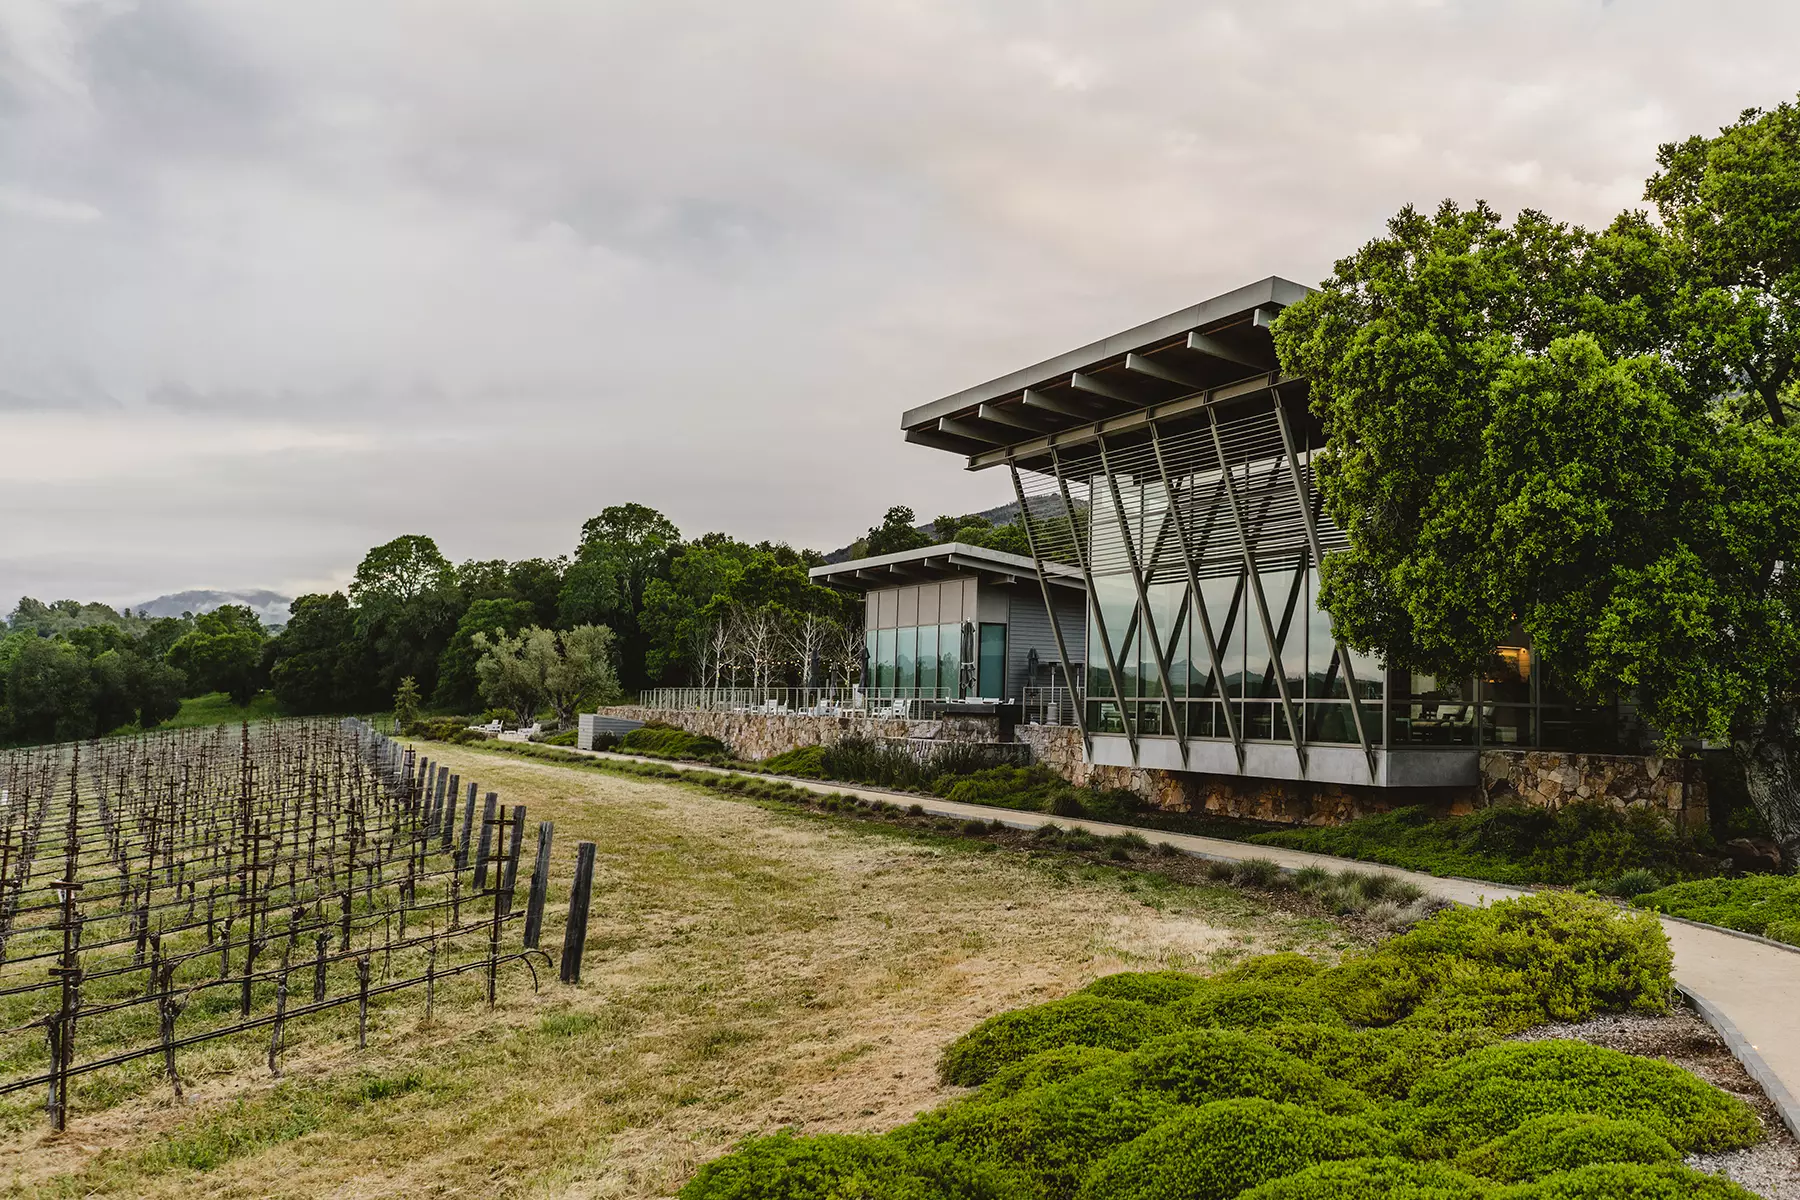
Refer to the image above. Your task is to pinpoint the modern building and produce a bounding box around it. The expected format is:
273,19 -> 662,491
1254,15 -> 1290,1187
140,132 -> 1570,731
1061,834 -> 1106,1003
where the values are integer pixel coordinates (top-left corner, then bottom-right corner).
898,277 -> 1633,790
809,541 -> 1086,721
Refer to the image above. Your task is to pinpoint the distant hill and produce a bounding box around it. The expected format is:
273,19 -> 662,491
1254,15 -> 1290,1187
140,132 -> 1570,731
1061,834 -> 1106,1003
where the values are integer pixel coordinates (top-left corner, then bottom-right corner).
821,495 -> 1074,564
133,589 -> 293,628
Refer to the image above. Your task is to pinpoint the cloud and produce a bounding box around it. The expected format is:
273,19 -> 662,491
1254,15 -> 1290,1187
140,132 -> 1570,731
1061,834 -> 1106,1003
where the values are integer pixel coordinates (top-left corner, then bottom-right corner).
2,0 -> 1799,605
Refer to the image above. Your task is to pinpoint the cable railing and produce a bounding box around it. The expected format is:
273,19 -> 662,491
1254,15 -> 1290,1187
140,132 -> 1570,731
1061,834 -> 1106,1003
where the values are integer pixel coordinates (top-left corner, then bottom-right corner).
633,684 -> 1085,728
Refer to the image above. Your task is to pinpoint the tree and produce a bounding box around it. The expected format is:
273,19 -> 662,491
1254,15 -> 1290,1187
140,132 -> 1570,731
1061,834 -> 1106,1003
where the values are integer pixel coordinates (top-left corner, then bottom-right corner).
268,593 -> 369,715
4,638 -> 97,742
543,625 -> 622,727
471,628 -> 547,722
1274,98 -> 1800,867
435,597 -> 535,710
350,535 -> 455,608
166,605 -> 269,706
471,624 -> 621,726
931,513 -> 1032,557
393,676 -> 422,730
560,504 -> 680,692
863,505 -> 932,557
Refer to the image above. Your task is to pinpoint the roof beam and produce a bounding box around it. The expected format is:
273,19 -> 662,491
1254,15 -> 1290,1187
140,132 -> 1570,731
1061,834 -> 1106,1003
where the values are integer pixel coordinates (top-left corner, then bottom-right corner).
1022,387 -> 1102,419
978,401 -> 1061,433
1070,371 -> 1146,407
1125,352 -> 1208,391
905,427 -> 987,455
1186,331 -> 1264,369
937,415 -> 1013,445
968,374 -> 1291,470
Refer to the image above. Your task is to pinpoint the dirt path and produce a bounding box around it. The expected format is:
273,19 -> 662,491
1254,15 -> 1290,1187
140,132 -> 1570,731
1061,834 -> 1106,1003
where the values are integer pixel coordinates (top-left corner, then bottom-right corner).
2,744 -> 1336,1199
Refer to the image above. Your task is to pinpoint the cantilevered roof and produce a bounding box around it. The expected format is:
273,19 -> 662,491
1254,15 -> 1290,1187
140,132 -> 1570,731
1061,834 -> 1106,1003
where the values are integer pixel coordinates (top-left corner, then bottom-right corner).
809,541 -> 1084,593
901,276 -> 1314,471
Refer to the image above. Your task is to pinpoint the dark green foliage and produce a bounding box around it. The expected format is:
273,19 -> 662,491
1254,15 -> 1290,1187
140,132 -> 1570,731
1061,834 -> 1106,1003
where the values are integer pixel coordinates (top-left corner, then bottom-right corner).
1076,1099 -> 1394,1200
1080,970 -> 1210,1006
620,724 -> 728,760
939,766 -> 1141,822
937,995 -> 1179,1086
1236,1158 -> 1498,1199
1635,874 -> 1800,945
1511,1162 -> 1758,1198
1451,1114 -> 1680,1182
761,745 -> 828,777
434,597 -> 536,710
1117,1029 -> 1368,1116
166,605 -> 269,706
676,1131 -> 1022,1199
1398,1040 -> 1763,1156
1259,1024 -> 1501,1101
1218,953 -> 1325,986
1173,982 -> 1347,1031
268,593 -> 372,714
861,505 -> 933,557
1250,802 -> 1686,886
979,1046 -> 1124,1100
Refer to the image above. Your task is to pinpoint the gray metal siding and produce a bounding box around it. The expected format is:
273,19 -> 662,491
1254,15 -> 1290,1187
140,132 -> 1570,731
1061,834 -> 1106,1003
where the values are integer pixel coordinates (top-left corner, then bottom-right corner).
1006,587 -> 1088,700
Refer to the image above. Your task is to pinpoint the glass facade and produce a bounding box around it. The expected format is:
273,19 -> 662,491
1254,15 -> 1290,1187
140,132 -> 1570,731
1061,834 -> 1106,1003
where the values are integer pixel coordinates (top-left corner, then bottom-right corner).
863,578 -> 977,698
1391,642 -> 1642,752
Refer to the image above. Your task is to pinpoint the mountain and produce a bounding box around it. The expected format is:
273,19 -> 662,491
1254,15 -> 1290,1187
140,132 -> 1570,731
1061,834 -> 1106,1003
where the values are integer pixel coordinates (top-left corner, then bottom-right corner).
820,495 -> 1075,564
132,589 -> 293,628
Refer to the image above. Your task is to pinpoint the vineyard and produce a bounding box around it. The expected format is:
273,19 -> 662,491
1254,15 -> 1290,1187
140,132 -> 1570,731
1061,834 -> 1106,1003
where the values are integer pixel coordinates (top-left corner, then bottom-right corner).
0,720 -> 595,1132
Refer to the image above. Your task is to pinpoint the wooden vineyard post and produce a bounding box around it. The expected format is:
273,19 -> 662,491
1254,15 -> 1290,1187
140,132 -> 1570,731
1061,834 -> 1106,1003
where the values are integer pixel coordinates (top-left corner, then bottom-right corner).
47,879 -> 83,1132
356,955 -> 371,1049
457,783 -> 478,864
269,971 -> 289,1077
313,932 -> 328,1002
424,938 -> 437,1023
559,842 -> 596,985
499,805 -> 526,918
523,821 -> 554,949
158,961 -> 185,1101
474,792 -> 498,889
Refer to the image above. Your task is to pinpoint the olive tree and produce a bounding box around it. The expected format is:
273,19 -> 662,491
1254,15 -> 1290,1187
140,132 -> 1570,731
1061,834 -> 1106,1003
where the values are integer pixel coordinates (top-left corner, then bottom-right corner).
1274,97 -> 1800,867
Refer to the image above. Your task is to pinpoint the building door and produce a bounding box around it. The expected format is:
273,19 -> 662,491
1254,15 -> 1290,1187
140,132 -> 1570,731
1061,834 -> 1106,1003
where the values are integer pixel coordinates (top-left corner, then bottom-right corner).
977,623 -> 1007,700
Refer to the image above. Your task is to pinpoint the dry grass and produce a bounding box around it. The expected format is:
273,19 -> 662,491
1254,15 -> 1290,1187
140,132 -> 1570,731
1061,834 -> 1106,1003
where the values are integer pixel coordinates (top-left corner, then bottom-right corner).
0,741 -> 1345,1199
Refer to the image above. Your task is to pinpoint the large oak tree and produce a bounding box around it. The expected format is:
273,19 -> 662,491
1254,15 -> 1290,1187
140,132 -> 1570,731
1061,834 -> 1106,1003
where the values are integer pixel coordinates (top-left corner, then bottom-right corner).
1275,98 -> 1800,867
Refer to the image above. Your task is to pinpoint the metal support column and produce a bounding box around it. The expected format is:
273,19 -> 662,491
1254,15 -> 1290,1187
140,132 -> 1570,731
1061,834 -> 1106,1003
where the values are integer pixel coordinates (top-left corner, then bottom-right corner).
1271,395 -> 1378,781
1149,425 -> 1245,768
1206,408 -> 1307,774
1050,446 -> 1137,760
1009,459 -> 1090,751
1096,435 -> 1189,765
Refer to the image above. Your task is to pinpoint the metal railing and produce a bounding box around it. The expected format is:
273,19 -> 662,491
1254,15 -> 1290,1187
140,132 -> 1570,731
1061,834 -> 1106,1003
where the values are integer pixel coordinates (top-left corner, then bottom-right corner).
633,686 -> 1083,727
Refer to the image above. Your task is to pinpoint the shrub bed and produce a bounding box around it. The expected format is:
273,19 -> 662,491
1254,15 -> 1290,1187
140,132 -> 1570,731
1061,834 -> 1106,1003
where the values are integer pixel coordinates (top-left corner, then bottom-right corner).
1634,873 -> 1800,947
619,723 -> 728,760
1247,801 -> 1690,887
681,894 -> 1766,1200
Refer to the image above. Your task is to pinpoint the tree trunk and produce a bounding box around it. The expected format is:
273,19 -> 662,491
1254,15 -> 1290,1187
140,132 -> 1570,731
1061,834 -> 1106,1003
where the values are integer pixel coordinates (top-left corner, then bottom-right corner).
1734,702 -> 1800,872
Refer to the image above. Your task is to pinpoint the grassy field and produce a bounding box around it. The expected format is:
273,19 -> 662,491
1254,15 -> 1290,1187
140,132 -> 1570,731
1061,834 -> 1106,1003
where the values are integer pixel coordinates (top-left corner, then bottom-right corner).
1,742 -> 1344,1199
156,691 -> 284,729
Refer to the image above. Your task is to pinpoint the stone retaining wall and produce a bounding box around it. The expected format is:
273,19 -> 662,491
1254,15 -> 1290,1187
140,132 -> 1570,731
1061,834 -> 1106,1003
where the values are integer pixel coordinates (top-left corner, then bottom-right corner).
599,708 -> 1705,828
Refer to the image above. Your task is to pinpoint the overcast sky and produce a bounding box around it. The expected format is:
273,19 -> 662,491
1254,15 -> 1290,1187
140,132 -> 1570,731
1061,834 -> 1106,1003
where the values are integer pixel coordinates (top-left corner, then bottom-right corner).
4,0 -> 1798,609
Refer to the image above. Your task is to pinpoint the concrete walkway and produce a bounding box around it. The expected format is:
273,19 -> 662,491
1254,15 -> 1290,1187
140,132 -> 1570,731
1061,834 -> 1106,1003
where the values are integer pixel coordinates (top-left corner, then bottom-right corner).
557,745 -> 1800,1138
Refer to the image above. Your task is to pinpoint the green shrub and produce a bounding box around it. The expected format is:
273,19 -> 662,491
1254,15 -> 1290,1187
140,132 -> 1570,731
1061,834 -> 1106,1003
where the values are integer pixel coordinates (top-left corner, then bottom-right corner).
1259,1024 -> 1501,1100
1217,953 -> 1324,986
1398,1040 -> 1763,1156
1634,873 -> 1800,939
762,745 -> 828,777
1603,867 -> 1662,899
1114,1028 -> 1367,1115
938,995 -> 1179,1086
1451,1114 -> 1679,1181
1766,918 -> 1800,947
980,1045 -> 1125,1100
1312,892 -> 1673,1035
1250,801 -> 1685,886
1076,1099 -> 1395,1200
1236,1157 -> 1498,1199
1232,858 -> 1286,888
1081,970 -> 1210,1007
621,724 -> 728,760
676,1131 -> 1022,1199
1174,982 -> 1347,1031
1511,1162 -> 1758,1199
535,728 -> 577,746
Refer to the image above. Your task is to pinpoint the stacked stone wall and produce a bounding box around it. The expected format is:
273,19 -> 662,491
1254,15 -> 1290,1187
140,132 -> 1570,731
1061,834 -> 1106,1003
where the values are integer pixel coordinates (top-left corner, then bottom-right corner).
599,708 -> 1704,829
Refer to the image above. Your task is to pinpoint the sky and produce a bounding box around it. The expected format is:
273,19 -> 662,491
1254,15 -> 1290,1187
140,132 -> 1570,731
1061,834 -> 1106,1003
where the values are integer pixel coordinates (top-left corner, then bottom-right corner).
4,0 -> 1799,610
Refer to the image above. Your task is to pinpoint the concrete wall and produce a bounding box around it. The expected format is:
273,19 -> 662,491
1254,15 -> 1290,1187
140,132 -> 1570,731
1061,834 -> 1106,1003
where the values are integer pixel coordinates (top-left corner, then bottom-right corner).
599,707 -> 1705,829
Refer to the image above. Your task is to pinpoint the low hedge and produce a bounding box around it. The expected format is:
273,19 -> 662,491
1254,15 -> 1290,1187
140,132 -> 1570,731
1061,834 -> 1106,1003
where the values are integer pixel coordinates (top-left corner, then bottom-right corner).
938,994 -> 1180,1086
678,1131 -> 1022,1199
1634,873 -> 1800,947
1396,1040 -> 1763,1156
1451,1113 -> 1679,1182
1247,801 -> 1687,887
619,724 -> 728,760
682,894 -> 1762,1200
1075,1099 -> 1394,1200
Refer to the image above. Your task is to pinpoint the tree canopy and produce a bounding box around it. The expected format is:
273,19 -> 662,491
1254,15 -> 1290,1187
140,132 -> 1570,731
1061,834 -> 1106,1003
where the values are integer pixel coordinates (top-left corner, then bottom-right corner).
1274,97 -> 1800,866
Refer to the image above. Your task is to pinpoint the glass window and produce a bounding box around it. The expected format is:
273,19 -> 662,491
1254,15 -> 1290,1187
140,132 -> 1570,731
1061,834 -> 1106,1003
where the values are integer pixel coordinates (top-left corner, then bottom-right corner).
875,628 -> 896,691
978,623 -> 1006,699
1145,581 -> 1186,698
864,628 -> 877,688
1094,574 -> 1137,698
940,623 -> 962,698
918,624 -> 939,696
1398,673 -> 1475,744
896,626 -> 917,694
1201,572 -> 1244,698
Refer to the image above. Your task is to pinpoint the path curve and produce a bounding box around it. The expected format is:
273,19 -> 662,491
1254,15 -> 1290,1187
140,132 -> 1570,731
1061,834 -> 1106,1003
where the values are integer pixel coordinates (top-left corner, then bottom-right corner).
555,745 -> 1800,1138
